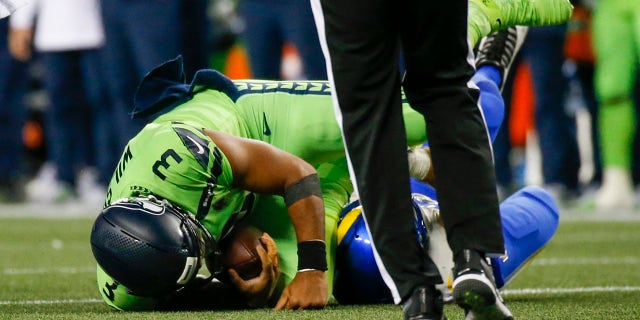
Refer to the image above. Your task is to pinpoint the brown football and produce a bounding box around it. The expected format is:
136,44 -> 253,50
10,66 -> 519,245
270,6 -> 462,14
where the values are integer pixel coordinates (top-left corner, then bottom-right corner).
219,224 -> 264,280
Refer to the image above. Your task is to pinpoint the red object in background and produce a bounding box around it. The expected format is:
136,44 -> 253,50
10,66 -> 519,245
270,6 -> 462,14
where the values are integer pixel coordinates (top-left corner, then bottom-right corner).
224,43 -> 252,80
509,62 -> 535,147
23,117 -> 44,151
564,6 -> 595,63
223,42 -> 302,80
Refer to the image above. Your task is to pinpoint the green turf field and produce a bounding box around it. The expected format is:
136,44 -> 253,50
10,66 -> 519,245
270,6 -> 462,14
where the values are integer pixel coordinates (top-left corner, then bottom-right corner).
1,208 -> 639,319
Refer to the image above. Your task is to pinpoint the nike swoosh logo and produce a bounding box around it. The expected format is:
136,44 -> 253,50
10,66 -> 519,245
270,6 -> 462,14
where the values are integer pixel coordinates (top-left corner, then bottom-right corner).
186,135 -> 206,154
263,113 -> 271,136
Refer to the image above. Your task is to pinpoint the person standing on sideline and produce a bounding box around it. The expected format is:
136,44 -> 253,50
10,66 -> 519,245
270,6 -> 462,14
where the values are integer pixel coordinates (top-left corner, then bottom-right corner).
521,23 -> 582,205
0,18 -> 29,202
238,0 -> 327,80
590,0 -> 640,210
9,0 -> 110,204
310,0 -> 573,318
98,0 -> 210,157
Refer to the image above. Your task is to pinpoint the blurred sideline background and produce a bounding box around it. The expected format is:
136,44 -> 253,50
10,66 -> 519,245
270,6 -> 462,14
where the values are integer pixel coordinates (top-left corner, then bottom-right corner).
2,0 -> 638,217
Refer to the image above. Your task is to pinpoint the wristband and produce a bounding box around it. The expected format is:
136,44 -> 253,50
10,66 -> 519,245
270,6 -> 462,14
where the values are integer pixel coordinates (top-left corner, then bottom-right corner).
297,240 -> 327,271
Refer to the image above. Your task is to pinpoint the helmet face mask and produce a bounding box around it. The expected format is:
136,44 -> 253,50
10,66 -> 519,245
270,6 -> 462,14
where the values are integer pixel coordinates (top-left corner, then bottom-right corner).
91,196 -> 221,297
165,198 -> 223,277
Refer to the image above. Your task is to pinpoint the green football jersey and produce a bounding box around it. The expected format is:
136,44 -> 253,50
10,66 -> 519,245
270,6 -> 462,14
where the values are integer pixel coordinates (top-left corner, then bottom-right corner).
232,79 -> 428,165
106,89 -> 252,240
101,72 -> 426,310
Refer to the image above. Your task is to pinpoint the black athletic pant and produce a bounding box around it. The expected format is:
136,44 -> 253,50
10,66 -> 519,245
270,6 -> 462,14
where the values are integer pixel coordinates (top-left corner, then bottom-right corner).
312,0 -> 505,303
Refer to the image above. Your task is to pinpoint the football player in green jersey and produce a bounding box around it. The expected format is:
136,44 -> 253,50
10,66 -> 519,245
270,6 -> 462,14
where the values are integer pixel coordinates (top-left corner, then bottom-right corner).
90,0 -> 573,312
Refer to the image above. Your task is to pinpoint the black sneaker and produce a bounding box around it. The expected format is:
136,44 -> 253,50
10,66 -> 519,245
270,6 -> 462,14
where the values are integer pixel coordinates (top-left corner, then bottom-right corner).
452,249 -> 513,320
475,26 -> 528,90
403,285 -> 447,320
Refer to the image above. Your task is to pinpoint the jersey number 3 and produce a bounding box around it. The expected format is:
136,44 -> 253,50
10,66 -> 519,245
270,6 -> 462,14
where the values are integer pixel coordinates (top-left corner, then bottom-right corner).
152,149 -> 183,180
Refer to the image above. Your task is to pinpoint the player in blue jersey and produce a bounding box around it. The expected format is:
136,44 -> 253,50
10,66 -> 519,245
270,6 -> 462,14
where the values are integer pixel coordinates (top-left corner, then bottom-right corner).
333,181 -> 560,306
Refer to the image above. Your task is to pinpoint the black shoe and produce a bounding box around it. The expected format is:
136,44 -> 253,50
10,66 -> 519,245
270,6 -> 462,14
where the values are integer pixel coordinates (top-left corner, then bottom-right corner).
452,249 -> 513,320
402,285 -> 447,320
475,26 -> 528,90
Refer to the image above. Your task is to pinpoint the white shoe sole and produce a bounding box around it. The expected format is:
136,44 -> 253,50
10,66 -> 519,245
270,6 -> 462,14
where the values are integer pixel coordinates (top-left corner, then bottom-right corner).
453,273 -> 514,320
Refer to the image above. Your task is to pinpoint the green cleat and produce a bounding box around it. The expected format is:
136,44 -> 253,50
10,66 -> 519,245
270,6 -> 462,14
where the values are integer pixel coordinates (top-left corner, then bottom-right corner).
468,0 -> 573,46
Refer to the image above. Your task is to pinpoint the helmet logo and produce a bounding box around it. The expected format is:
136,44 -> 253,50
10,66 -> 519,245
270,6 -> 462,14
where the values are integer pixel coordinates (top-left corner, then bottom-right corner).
141,200 -> 165,215
110,197 -> 166,215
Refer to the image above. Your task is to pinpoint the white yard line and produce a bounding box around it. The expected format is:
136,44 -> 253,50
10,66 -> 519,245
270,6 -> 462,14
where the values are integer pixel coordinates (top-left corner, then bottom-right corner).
1,286 -> 640,305
0,203 -> 99,219
3,266 -> 95,275
502,286 -> 640,296
0,298 -> 103,305
532,257 -> 640,266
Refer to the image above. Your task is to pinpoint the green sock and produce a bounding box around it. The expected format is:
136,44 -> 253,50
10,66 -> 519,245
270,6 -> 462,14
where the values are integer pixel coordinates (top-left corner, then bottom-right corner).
600,99 -> 636,168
